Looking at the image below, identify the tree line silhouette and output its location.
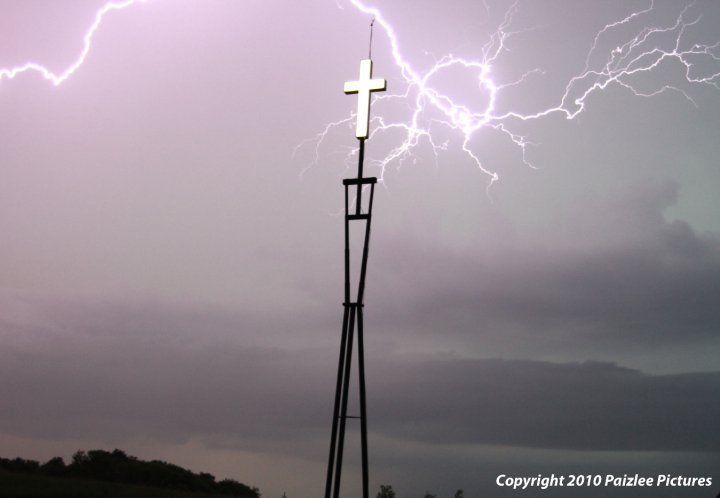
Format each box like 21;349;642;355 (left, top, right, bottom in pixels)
0;448;258;497
376;484;465;498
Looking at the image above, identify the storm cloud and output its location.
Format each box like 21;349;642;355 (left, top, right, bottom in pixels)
1;1;719;497
1;296;718;454
370;180;720;357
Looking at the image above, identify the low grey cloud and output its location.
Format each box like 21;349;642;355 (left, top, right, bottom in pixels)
371;357;720;451
368;179;720;359
1;296;718;454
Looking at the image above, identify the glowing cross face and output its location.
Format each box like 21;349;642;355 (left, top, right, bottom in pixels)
344;59;387;139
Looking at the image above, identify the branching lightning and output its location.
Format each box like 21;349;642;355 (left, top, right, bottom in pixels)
303;0;720;187
0;0;146;87
2;0;718;189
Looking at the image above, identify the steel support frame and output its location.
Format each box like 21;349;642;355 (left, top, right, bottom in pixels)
325;139;375;498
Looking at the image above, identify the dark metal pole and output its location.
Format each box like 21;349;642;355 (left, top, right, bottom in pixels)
325;174;354;498
357;306;369;498
324;304;349;498
357;181;374;305
356;138;365;215
344;181;351;301
357;170;374;498
332;304;356;498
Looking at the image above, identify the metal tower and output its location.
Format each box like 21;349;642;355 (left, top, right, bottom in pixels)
324;58;386;498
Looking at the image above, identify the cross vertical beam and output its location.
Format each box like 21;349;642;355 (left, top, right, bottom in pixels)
344;59;387;139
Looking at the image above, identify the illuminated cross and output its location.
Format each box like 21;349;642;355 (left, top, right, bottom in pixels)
344;59;387;139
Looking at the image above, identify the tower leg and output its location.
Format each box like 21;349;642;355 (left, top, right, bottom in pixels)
324;305;350;498
357;306;369;498
332;305;356;498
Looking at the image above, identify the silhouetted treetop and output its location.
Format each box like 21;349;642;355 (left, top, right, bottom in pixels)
377;484;397;498
1;449;258;497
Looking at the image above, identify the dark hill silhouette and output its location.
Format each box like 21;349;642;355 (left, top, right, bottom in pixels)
0;449;258;497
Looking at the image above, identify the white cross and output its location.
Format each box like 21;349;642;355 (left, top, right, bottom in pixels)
344;59;386;139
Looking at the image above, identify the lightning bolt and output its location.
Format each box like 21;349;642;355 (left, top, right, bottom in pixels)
0;0;147;87
301;0;720;188
2;0;717;189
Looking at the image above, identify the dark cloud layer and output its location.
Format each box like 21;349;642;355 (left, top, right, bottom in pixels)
373;357;720;451
369;180;720;359
1;298;718;454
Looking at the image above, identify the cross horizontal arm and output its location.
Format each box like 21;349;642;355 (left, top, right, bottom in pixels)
344;79;387;94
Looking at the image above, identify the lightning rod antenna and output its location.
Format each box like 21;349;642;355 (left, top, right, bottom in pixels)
368;18;375;59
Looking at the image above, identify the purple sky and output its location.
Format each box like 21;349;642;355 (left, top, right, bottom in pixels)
1;1;719;497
